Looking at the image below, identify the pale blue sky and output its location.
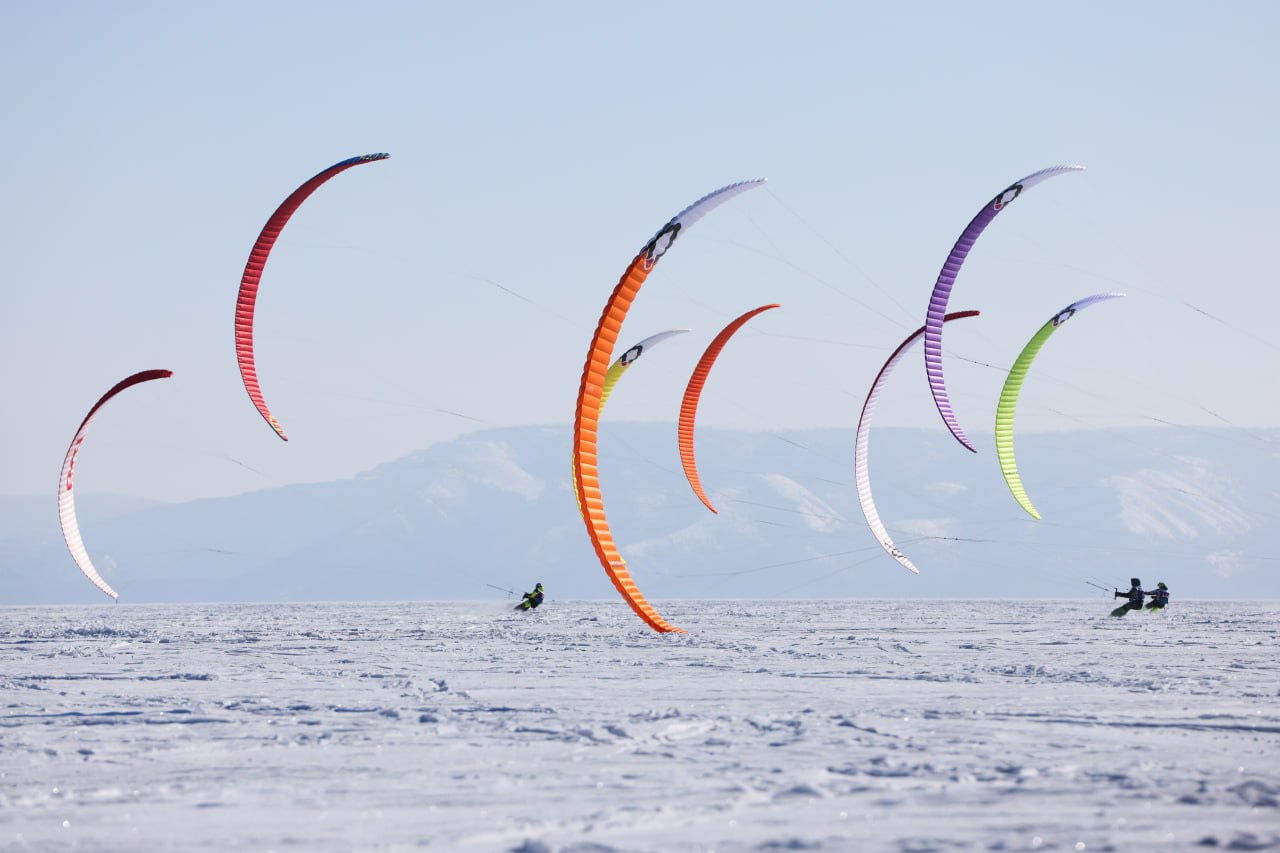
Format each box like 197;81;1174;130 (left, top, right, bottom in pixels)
3;1;1277;503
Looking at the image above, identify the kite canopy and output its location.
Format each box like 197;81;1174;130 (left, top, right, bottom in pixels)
234;153;389;441
995;293;1125;519
600;329;691;410
923;165;1085;452
855;311;980;574
57;369;174;600
572;179;765;634
678;304;781;514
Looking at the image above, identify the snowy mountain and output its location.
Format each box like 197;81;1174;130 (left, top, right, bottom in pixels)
3;424;1278;604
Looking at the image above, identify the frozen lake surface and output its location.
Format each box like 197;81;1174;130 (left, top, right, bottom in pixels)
2;599;1278;852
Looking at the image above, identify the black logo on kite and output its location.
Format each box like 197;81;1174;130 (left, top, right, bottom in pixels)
1050;306;1077;327
993;183;1024;211
620;344;645;366
643;223;682;270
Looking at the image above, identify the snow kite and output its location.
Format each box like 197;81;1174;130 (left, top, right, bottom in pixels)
58;369;174;600
855;311;979;574
924;165;1085;452
234;153;389;441
600;329;691;409
995;293;1125;519
573;328;691;521
572;179;765;633
678;304;781;514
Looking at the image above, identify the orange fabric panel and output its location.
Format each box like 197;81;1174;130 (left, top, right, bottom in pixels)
678;304;781;513
571;256;683;633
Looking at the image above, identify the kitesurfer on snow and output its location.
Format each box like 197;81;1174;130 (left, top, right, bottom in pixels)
1145;582;1170;611
515;583;545;612
1111;578;1146;617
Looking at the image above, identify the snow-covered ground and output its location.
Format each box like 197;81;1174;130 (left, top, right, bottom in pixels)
2;599;1277;852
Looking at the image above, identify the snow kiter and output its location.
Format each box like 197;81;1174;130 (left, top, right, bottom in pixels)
234;153;389;441
572;179;765;633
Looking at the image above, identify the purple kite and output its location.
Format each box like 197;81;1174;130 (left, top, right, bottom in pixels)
924;165;1084;452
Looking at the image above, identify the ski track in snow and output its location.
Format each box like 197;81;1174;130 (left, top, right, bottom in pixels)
1;600;1278;852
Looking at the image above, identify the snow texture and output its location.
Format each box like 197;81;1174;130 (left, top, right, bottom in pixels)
2;599;1278;851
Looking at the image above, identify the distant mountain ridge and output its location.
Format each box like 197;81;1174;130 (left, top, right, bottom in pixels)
3;424;1277;604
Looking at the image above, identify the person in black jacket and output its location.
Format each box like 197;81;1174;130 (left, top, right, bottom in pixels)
1111;578;1146;617
515;582;545;611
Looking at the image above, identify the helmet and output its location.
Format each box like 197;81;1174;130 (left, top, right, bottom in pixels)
1157;582;1167;590
1130;578;1142;587
535;583;544;590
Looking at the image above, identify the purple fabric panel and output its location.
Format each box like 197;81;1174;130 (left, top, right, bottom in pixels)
922;202;1002;453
